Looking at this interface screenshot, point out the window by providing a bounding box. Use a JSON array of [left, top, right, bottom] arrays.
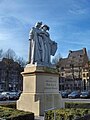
[[87, 73, 89, 77], [62, 73, 64, 76], [61, 67, 64, 70], [83, 74, 85, 77]]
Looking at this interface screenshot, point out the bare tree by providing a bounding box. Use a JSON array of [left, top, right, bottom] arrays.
[[2, 49, 20, 91], [16, 57, 26, 67], [0, 49, 3, 60], [2, 48, 26, 67], [3, 49, 17, 60], [52, 53, 62, 65]]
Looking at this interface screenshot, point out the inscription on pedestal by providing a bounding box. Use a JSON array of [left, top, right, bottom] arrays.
[[44, 78, 59, 93]]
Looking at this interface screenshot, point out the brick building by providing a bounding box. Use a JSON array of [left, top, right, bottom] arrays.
[[0, 58, 23, 92], [58, 48, 89, 91]]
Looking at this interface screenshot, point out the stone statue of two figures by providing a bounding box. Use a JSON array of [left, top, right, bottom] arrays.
[[28, 22, 57, 66]]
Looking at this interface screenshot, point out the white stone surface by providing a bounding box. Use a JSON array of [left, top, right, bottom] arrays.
[[17, 65, 64, 116], [28, 22, 57, 65]]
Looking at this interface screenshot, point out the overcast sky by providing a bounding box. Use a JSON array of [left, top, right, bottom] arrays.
[[0, 0, 90, 61]]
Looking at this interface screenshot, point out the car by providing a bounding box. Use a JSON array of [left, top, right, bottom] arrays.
[[0, 94, 7, 101], [1, 91, 19, 100], [8, 92, 19, 100], [17, 90, 22, 97], [80, 91, 90, 99], [68, 91, 81, 99], [1, 92, 10, 100], [61, 91, 71, 98]]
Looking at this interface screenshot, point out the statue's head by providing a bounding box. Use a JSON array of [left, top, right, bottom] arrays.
[[41, 24, 49, 31], [35, 22, 42, 28]]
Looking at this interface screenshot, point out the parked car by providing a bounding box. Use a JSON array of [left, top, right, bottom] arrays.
[[61, 91, 71, 98], [80, 91, 90, 99], [16, 90, 22, 97], [68, 91, 81, 99], [1, 91, 19, 100], [8, 92, 19, 100], [1, 92, 10, 100], [0, 94, 7, 101]]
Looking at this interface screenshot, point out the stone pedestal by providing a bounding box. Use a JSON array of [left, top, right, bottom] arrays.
[[17, 64, 64, 116]]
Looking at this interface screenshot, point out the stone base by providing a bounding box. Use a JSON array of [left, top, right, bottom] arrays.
[[17, 93, 64, 116], [17, 64, 64, 116]]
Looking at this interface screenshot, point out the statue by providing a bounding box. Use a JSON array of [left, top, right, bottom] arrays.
[[41, 24, 57, 64], [28, 22, 57, 66], [28, 22, 43, 64]]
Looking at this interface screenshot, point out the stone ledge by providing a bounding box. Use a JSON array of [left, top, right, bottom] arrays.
[[22, 64, 58, 75]]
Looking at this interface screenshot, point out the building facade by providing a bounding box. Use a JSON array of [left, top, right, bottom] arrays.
[[58, 48, 89, 91], [0, 58, 23, 92], [82, 63, 90, 90]]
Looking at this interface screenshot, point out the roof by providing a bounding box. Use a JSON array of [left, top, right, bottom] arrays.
[[68, 49, 84, 58], [58, 48, 88, 68]]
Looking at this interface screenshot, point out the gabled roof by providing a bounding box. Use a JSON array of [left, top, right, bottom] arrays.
[[68, 49, 84, 58], [58, 48, 88, 68]]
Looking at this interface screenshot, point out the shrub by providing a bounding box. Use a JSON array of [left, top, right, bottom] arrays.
[[0, 106, 34, 120], [65, 102, 90, 109], [45, 108, 90, 120]]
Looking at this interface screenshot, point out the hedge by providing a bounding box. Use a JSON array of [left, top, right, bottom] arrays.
[[45, 108, 90, 120], [45, 102, 90, 120], [65, 102, 90, 109], [0, 106, 34, 120]]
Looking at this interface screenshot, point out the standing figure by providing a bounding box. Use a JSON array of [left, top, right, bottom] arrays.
[[41, 25, 51, 64], [28, 22, 57, 66], [28, 22, 43, 64], [41, 25, 57, 65]]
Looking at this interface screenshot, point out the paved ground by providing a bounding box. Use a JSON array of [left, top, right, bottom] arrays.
[[0, 100, 16, 105], [63, 98, 90, 103], [35, 116, 44, 120]]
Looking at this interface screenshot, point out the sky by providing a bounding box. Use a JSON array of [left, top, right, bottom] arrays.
[[0, 0, 90, 61]]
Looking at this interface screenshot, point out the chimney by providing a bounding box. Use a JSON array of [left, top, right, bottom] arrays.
[[69, 50, 72, 53], [83, 48, 86, 54]]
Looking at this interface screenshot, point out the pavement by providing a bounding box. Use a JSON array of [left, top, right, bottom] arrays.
[[35, 116, 44, 120]]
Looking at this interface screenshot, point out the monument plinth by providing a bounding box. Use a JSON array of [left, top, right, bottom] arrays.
[[17, 64, 64, 116]]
